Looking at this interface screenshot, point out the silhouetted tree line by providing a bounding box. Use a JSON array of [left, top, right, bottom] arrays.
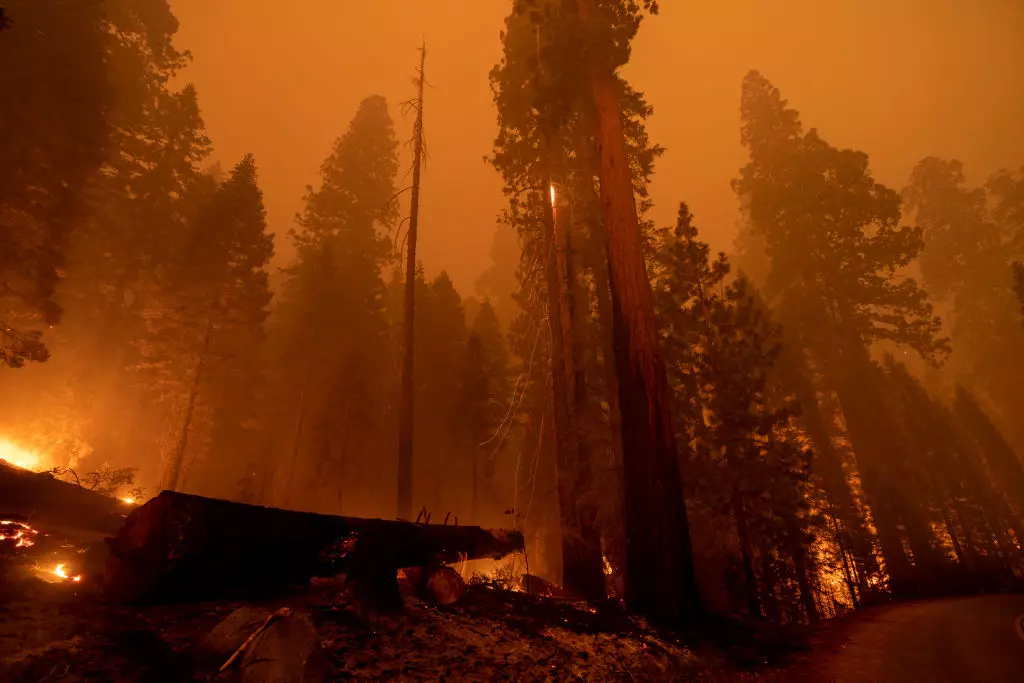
[[3, 0, 1024, 631]]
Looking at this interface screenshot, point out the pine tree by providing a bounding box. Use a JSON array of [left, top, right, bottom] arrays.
[[735, 70, 949, 597], [463, 301, 513, 524], [188, 155, 274, 498], [654, 203, 820, 621], [135, 155, 273, 493], [268, 96, 399, 512], [0, 1, 213, 489], [0, 0, 109, 366], [474, 227, 522, 331], [989, 165, 1024, 256], [884, 361, 1021, 583], [904, 158, 1024, 452], [953, 386, 1024, 553], [414, 272, 468, 517]]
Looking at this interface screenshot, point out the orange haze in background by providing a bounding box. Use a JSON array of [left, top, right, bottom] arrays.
[[170, 0, 1024, 294]]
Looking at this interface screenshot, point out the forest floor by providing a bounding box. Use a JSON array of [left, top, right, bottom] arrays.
[[0, 520, 815, 682], [0, 556, 804, 682]]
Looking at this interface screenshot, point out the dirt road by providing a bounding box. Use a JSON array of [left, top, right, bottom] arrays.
[[779, 594, 1024, 682]]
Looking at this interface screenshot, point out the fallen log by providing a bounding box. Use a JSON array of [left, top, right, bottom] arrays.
[[104, 491, 524, 604], [0, 460, 128, 535]]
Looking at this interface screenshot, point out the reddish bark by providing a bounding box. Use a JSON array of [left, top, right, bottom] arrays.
[[553, 192, 606, 601], [576, 0, 699, 624]]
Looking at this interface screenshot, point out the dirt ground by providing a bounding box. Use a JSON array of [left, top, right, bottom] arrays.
[[0, 522, 796, 682], [0, 558, 786, 682]]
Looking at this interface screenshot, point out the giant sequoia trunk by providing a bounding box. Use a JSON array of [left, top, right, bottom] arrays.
[[576, 0, 699, 624], [574, 135, 624, 468]]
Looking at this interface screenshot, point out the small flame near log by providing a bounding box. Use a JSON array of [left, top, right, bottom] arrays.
[[53, 563, 82, 583], [31, 562, 83, 584], [0, 520, 38, 548]]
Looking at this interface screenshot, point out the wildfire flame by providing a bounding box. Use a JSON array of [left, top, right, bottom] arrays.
[[0, 439, 43, 471], [121, 497, 136, 505], [53, 563, 81, 583], [550, 184, 556, 206], [0, 520, 38, 548]]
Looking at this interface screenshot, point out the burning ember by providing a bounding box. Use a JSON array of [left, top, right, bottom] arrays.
[[0, 519, 38, 549], [53, 563, 82, 582]]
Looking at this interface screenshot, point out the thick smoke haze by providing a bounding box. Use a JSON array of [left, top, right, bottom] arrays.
[[7, 0, 1024, 653], [172, 0, 1024, 292]]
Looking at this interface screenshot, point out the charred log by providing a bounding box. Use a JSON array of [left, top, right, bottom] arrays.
[[103, 491, 523, 604]]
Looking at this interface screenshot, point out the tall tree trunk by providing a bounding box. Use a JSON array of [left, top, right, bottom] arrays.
[[576, 0, 699, 624], [829, 512, 861, 608], [554, 190, 607, 600], [728, 454, 761, 618], [789, 533, 820, 622], [283, 361, 312, 507], [721, 440, 760, 618], [164, 319, 213, 492], [542, 171, 597, 599], [938, 502, 967, 569], [574, 134, 624, 468], [781, 347, 876, 594], [471, 439, 479, 524], [759, 552, 782, 622], [396, 45, 426, 521]]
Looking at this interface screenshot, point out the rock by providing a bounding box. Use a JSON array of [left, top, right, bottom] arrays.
[[240, 610, 324, 683], [193, 607, 271, 669]]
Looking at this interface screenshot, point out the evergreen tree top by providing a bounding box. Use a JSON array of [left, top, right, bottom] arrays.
[[734, 72, 947, 364], [294, 95, 399, 251]]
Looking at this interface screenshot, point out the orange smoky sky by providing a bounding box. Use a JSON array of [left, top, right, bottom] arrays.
[[171, 0, 1024, 294]]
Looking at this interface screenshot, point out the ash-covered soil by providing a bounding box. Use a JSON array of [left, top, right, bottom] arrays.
[[0, 523, 792, 682], [0, 558, 778, 682]]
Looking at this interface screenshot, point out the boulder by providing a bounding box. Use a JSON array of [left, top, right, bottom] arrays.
[[240, 610, 324, 683]]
